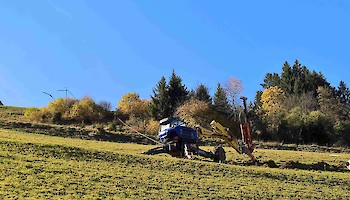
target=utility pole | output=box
[58,87,78,101]
[58,88,68,99]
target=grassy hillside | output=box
[1,129,350,199]
[0,106,26,122]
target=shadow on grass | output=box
[227,159,348,172]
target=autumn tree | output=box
[117,92,149,118]
[175,99,214,127]
[260,86,287,134]
[69,97,101,123]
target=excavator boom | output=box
[194,97,257,162]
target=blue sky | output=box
[0,0,349,108]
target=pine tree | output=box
[280,61,292,94]
[336,81,350,104]
[195,83,212,104]
[213,83,230,116]
[149,76,171,120]
[261,73,280,89]
[168,70,189,115]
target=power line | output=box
[43,92,55,100]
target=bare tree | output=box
[224,76,243,108]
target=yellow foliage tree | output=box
[260,86,287,132]
[117,92,149,118]
[69,96,99,123]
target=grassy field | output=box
[1,129,350,199]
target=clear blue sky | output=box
[0,0,349,108]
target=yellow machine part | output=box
[195,120,241,154]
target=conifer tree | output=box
[149,76,171,120]
[213,83,230,116]
[168,70,188,115]
[195,83,212,104]
[336,81,350,104]
[261,73,280,89]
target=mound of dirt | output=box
[280,160,345,171]
[263,160,278,168]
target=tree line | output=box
[253,60,350,146]
[25,61,350,147]
[117,70,243,135]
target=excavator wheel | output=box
[213,146,226,163]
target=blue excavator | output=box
[143,97,257,163]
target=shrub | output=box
[69,97,99,124]
[24,107,42,122]
[279,108,333,145]
[145,119,159,136]
[108,121,118,132]
[117,93,150,118]
[125,116,147,133]
[175,99,213,127]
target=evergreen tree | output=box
[195,83,212,104]
[280,61,293,94]
[149,77,171,120]
[336,81,350,104]
[213,83,230,116]
[308,71,330,95]
[187,89,196,100]
[261,73,280,89]
[168,70,189,115]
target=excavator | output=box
[143,97,257,163]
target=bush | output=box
[145,119,159,136]
[125,116,147,133]
[175,99,214,127]
[25,97,113,124]
[24,107,42,122]
[279,107,333,145]
[48,98,78,122]
[69,97,100,124]
[108,121,118,132]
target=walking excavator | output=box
[143,97,257,163]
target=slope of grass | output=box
[0,106,26,122]
[1,129,350,199]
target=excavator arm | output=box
[194,97,257,162]
[195,121,256,162]
[195,122,241,154]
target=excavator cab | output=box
[158,117,198,144]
